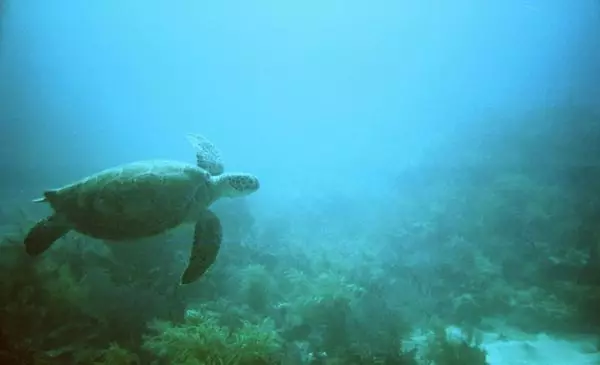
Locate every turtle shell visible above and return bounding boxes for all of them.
[43,160,214,240]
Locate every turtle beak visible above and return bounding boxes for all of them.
[253,178,260,191]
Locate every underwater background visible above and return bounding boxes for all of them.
[1,0,600,364]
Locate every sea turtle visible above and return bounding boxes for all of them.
[23,134,260,284]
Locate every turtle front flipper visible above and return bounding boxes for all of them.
[180,210,223,284]
[24,214,71,256]
[186,133,224,176]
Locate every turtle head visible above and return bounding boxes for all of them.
[212,173,260,198]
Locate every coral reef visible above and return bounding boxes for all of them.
[421,327,488,365]
[143,307,282,364]
[1,107,600,364]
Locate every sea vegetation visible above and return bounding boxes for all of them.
[1,107,599,364]
[421,326,488,365]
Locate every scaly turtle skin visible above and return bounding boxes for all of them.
[23,134,259,284]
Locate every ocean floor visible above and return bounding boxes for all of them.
[409,326,599,365]
[483,332,599,365]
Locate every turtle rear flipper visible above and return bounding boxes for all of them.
[180,210,222,284]
[24,214,71,256]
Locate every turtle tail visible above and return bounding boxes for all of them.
[24,214,71,256]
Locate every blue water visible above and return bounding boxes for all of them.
[1,1,600,364]
[2,1,599,195]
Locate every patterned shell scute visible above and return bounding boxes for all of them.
[51,160,212,240]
